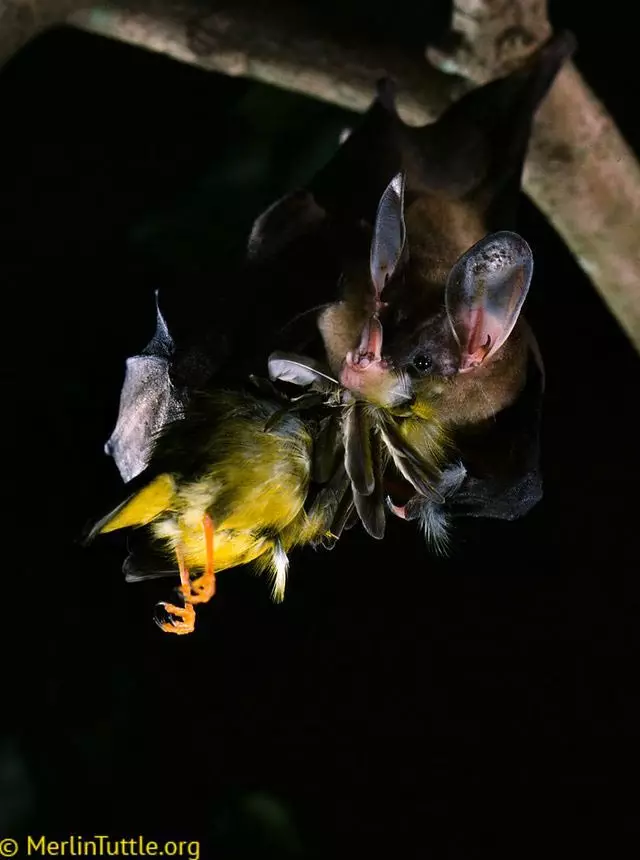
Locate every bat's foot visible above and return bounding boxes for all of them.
[154,601,196,635]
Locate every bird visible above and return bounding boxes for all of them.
[85,385,344,635]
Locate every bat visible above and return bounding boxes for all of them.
[264,175,537,548]
[250,30,575,545]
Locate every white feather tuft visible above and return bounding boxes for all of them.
[417,503,452,557]
[416,462,468,556]
[269,541,290,603]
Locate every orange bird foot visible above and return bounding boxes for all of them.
[154,601,196,636]
[153,515,216,634]
[187,575,216,604]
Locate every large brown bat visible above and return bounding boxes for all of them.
[251,30,575,543]
[263,176,537,546]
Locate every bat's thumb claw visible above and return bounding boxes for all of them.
[385,495,407,519]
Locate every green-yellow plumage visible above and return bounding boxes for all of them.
[89,388,334,633]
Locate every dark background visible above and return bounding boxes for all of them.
[2,0,639,855]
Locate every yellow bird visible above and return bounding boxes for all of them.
[86,387,336,635]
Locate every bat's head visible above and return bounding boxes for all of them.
[331,171,533,416]
[335,171,534,400]
[380,229,534,386]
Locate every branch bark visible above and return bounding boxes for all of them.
[3,0,640,353]
[0,0,86,65]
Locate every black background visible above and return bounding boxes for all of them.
[1,1,639,855]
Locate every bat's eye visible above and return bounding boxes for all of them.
[411,352,433,375]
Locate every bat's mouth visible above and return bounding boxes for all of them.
[339,314,413,409]
[349,314,384,366]
[341,315,389,384]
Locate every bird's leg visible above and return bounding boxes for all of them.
[186,514,216,604]
[155,545,196,635]
[153,516,216,635]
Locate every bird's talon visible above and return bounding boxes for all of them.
[154,601,196,635]
[186,575,216,604]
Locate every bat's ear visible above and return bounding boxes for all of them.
[445,231,533,372]
[247,190,327,262]
[370,172,407,300]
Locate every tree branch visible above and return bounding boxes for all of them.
[70,0,466,120]
[3,0,640,353]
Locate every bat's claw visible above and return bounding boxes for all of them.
[386,494,428,522]
[385,495,407,519]
[154,601,196,635]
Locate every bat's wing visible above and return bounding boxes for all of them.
[304,31,575,232]
[412,30,577,229]
[104,291,185,483]
[306,78,407,228]
[216,200,371,380]
[446,342,545,521]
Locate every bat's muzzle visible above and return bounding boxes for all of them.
[355,314,384,366]
[340,314,390,389]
